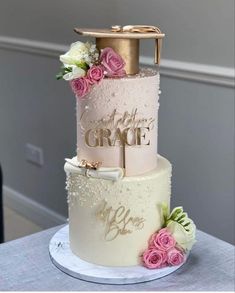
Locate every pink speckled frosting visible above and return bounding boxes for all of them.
[76,68,160,176]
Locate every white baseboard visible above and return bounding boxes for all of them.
[0,35,234,88]
[3,186,67,229]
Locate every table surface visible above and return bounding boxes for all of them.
[0,225,234,291]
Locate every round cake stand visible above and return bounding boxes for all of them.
[49,225,188,285]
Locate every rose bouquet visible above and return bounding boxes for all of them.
[57,41,126,98]
[142,204,196,269]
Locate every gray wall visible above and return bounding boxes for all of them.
[159,77,234,244]
[0,0,234,66]
[0,0,234,243]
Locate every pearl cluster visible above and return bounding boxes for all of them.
[65,161,171,212]
[66,172,105,208]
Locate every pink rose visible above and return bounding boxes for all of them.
[100,47,126,77]
[110,68,126,77]
[142,248,167,269]
[151,228,176,250]
[167,247,185,266]
[87,65,104,84]
[70,77,90,98]
[148,232,159,248]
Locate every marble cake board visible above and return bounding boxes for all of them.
[49,225,188,285]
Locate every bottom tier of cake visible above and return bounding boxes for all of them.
[64,155,172,266]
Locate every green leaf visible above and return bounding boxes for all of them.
[175,212,187,222]
[55,66,73,80]
[160,202,169,226]
[64,66,72,73]
[75,61,89,70]
[56,73,64,80]
[183,221,191,227]
[168,207,183,220]
[178,219,186,224]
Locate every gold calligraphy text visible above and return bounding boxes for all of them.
[96,201,145,241]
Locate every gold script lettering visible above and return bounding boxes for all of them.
[85,127,151,147]
[96,201,145,241]
[80,108,156,133]
[136,127,150,145]
[85,129,99,147]
[112,128,124,146]
[122,128,135,146]
[99,128,112,147]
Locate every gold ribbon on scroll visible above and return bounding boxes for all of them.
[79,159,102,170]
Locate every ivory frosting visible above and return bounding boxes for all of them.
[76,68,159,176]
[65,155,172,266]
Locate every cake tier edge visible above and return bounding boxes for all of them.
[65,155,172,266]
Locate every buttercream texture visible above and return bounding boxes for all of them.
[65,155,172,266]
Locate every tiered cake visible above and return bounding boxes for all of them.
[59,25,196,269]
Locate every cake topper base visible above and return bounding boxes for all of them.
[49,225,189,285]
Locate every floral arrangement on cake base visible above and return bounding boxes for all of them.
[57,41,126,98]
[142,204,196,269]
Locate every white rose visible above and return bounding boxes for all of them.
[63,66,85,81]
[60,41,90,66]
[167,219,196,251]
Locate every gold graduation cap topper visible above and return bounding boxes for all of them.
[74,25,165,75]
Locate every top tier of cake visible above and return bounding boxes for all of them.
[77,68,160,176]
